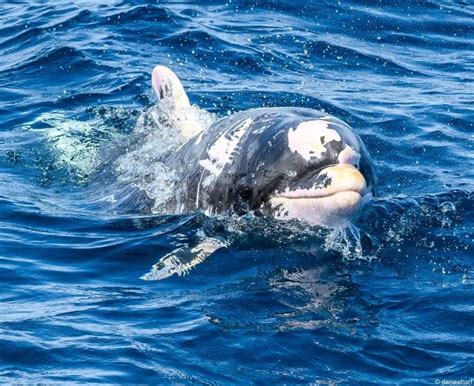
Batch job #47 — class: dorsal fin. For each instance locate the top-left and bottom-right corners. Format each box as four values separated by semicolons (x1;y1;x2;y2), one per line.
152;65;190;110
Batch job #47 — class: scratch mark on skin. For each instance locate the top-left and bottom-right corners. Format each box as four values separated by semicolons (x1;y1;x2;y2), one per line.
199;118;252;186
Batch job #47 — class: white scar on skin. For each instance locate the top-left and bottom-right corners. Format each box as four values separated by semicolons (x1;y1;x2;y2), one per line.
338;145;360;166
194;130;205;145
199;118;252;186
288;120;341;161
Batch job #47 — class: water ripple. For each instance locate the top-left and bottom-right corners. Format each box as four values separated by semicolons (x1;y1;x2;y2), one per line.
0;0;472;383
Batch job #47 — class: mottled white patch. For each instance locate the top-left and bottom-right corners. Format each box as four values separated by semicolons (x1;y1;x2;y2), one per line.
268;164;370;227
269;191;364;228
338;145;360;167
288;120;341;161
199;118;252;186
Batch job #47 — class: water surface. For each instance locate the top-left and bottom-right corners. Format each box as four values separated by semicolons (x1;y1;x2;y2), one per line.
0;0;473;383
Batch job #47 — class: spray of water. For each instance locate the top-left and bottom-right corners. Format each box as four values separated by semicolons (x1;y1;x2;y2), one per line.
113;101;216;211
36;111;117;183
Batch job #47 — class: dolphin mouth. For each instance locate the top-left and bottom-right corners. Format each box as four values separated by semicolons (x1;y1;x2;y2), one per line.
275;164;368;200
268;164;371;228
276;189;363;200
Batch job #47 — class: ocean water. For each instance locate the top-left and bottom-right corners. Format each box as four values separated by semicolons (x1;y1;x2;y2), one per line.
1;0;473;383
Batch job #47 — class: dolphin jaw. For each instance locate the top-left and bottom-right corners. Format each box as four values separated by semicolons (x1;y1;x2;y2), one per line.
267;164;370;228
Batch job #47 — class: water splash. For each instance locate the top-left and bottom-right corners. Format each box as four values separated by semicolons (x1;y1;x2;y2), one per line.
35;111;120;184
322;224;378;262
113;101;216;211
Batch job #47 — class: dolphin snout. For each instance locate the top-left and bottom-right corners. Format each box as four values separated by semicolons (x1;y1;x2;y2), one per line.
268;164;371;228
277;164;367;199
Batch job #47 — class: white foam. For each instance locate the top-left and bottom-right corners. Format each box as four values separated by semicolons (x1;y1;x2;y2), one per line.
36;100;215;213
37;111;116;182
114;101;216;211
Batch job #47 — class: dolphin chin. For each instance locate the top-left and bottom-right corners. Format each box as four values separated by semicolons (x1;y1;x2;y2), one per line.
268;164;371;228
268;191;371;228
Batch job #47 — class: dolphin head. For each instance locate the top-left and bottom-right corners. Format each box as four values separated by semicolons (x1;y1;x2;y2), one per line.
222;115;376;228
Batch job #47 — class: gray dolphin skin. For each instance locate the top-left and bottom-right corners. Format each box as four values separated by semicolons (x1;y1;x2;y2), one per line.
151;66;376;228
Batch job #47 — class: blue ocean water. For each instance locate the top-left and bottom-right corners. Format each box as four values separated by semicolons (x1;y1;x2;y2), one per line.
0;0;473;383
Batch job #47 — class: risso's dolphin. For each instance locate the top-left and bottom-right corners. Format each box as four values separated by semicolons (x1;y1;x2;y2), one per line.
148;65;376;229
